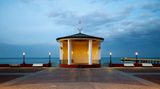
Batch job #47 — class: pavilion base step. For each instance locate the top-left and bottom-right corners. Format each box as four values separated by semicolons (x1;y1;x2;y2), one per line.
59;64;101;68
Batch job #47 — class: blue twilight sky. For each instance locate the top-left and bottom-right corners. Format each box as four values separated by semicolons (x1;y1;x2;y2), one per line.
0;0;160;58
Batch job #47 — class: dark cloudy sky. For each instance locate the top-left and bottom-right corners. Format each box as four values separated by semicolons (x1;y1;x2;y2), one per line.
0;0;160;58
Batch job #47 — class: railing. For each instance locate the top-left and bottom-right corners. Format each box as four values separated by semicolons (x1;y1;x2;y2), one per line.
59;60;73;64
121;58;160;64
59;59;101;64
93;60;101;64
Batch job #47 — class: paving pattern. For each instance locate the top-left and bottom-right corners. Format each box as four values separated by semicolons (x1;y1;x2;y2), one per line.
135;75;160;84
116;67;160;84
0;68;160;89
0;67;44;73
0;75;23;84
116;67;160;73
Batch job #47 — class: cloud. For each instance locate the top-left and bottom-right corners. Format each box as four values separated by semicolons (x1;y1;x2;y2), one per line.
89;0;121;4
141;2;160;13
47;0;160;44
20;0;35;4
48;6;133;35
0;0;160;57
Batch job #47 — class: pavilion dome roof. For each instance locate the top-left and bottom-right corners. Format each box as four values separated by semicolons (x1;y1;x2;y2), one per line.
56;32;104;41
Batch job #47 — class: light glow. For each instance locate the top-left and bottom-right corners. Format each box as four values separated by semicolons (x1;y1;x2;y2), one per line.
109;52;112;55
49;52;51;55
135;52;138;55
22;52;26;56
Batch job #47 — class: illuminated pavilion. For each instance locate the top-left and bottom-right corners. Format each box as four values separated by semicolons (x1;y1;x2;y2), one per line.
56;32;104;67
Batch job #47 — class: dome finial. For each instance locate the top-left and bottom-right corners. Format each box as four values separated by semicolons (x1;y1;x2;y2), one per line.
77;20;83;33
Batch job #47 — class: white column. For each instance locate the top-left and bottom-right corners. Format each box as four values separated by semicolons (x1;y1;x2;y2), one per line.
60;42;63;60
99;46;101;60
68;39;72;65
88;40;92;65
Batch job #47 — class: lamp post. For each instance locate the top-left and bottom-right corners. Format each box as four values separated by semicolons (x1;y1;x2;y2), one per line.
48;52;51;66
135;52;138;64
109;52;112;67
22;52;26;64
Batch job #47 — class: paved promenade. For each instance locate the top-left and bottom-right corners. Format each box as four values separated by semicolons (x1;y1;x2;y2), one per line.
0;68;159;89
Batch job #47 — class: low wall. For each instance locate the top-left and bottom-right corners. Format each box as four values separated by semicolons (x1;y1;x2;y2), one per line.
111;63;160;67
60;64;101;68
0;64;10;67
0;63;51;67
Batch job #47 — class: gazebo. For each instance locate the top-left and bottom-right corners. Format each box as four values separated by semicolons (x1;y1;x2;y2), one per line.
56;32;104;68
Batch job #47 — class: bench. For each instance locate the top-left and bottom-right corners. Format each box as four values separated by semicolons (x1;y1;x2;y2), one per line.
32;64;43;67
124;63;134;67
142;63;153;67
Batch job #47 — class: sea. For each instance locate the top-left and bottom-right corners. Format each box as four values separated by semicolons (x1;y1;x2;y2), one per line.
0;57;159;67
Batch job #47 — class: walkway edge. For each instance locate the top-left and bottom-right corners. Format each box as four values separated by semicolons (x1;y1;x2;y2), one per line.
1;69;46;86
114;69;160;88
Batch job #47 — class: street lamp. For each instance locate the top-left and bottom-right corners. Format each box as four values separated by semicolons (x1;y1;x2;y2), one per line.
109;52;112;67
135;52;138;64
48;52;51;66
22;52;26;64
